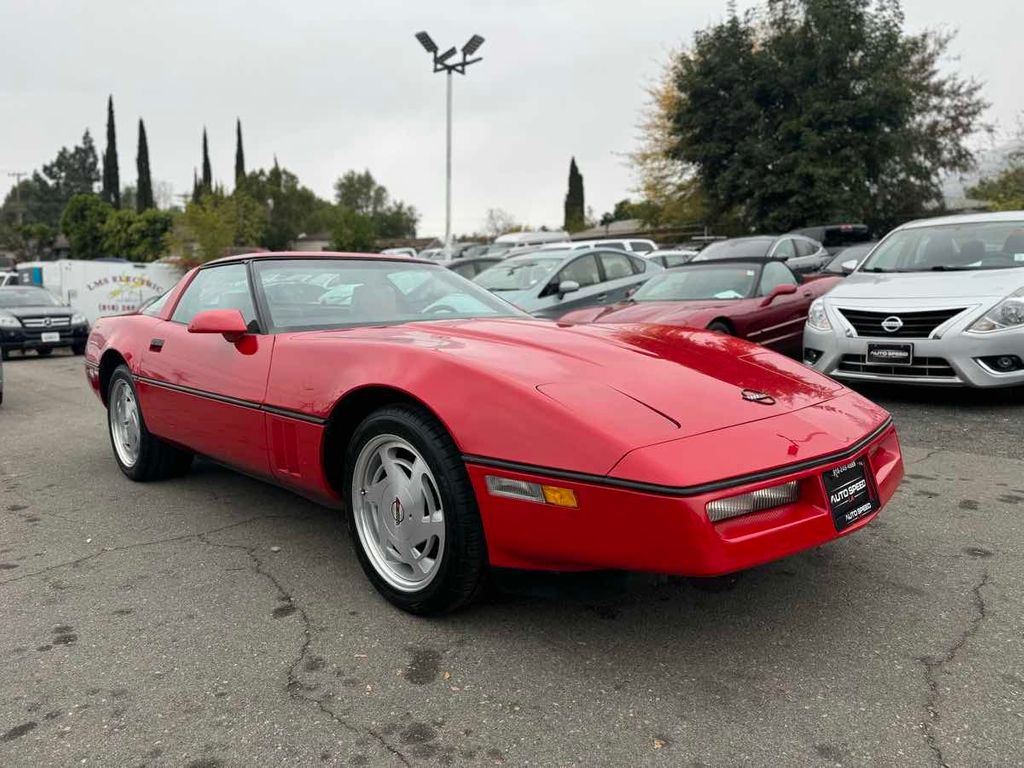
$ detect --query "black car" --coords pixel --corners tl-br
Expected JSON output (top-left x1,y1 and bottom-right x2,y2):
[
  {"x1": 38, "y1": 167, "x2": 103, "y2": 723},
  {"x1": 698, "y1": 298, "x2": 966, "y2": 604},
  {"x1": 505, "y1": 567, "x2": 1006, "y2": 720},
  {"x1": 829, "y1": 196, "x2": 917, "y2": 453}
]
[
  {"x1": 789, "y1": 223, "x2": 872, "y2": 255},
  {"x1": 0, "y1": 286, "x2": 90, "y2": 359}
]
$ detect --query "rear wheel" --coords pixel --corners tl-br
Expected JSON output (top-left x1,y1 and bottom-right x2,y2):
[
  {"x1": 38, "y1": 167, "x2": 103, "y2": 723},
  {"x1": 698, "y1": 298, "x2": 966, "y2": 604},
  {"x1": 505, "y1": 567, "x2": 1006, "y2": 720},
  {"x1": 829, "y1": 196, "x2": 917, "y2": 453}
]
[
  {"x1": 107, "y1": 365, "x2": 193, "y2": 481},
  {"x1": 344, "y1": 404, "x2": 486, "y2": 614}
]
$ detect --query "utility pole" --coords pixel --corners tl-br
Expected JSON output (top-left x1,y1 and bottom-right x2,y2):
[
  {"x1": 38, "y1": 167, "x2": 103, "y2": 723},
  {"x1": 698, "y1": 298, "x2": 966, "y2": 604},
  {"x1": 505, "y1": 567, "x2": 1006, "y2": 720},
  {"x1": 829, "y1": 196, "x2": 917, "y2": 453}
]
[
  {"x1": 7, "y1": 171, "x2": 27, "y2": 226},
  {"x1": 414, "y1": 32, "x2": 485, "y2": 257}
]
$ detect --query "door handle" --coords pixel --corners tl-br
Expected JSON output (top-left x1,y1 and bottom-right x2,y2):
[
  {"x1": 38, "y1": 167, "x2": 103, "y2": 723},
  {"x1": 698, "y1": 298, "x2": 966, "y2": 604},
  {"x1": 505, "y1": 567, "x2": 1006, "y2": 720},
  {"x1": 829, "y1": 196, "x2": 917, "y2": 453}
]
[
  {"x1": 596, "y1": 293, "x2": 608, "y2": 302},
  {"x1": 149, "y1": 338, "x2": 164, "y2": 352}
]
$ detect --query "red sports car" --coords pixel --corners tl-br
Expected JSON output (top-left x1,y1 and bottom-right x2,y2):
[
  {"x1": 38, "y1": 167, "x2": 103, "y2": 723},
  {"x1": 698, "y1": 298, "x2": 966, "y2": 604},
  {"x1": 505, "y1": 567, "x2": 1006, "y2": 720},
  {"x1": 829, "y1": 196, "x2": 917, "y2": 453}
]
[
  {"x1": 560, "y1": 258, "x2": 840, "y2": 357},
  {"x1": 85, "y1": 253, "x2": 903, "y2": 614}
]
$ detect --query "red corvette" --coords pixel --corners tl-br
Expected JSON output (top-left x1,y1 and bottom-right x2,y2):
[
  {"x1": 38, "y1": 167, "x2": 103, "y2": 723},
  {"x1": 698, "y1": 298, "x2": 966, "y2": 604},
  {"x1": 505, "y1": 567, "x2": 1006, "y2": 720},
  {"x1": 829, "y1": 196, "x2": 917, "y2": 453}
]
[
  {"x1": 86, "y1": 253, "x2": 903, "y2": 614},
  {"x1": 561, "y1": 258, "x2": 840, "y2": 357}
]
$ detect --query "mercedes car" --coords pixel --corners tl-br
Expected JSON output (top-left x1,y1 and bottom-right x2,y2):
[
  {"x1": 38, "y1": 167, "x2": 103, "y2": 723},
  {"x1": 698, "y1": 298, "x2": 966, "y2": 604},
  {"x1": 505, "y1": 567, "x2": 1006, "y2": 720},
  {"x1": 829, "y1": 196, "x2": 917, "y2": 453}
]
[
  {"x1": 0, "y1": 285, "x2": 90, "y2": 359},
  {"x1": 803, "y1": 212, "x2": 1024, "y2": 387}
]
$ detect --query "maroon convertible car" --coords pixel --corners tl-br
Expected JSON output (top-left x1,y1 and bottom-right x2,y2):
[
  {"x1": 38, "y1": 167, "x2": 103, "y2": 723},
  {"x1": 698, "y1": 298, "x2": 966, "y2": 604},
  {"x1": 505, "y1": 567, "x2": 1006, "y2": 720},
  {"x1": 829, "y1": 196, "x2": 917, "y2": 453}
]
[{"x1": 560, "y1": 258, "x2": 840, "y2": 356}]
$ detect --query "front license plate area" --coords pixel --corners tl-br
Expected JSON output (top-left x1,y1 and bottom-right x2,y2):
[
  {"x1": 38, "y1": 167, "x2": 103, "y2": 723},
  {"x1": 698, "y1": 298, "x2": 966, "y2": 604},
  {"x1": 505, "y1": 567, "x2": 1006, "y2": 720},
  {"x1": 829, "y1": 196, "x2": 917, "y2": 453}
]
[
  {"x1": 40, "y1": 332, "x2": 60, "y2": 343},
  {"x1": 823, "y1": 458, "x2": 878, "y2": 531},
  {"x1": 867, "y1": 342, "x2": 913, "y2": 365}
]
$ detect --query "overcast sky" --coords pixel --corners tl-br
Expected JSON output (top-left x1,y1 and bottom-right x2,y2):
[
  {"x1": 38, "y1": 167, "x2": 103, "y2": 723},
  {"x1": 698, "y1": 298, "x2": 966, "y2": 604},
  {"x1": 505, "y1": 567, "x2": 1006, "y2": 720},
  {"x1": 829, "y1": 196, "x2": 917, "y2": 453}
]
[{"x1": 1, "y1": 0, "x2": 1021, "y2": 238}]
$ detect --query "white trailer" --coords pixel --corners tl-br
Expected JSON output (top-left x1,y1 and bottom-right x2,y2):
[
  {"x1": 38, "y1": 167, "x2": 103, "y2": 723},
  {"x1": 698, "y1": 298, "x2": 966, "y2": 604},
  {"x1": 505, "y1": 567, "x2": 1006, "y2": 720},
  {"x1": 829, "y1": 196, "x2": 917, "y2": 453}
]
[{"x1": 15, "y1": 260, "x2": 183, "y2": 324}]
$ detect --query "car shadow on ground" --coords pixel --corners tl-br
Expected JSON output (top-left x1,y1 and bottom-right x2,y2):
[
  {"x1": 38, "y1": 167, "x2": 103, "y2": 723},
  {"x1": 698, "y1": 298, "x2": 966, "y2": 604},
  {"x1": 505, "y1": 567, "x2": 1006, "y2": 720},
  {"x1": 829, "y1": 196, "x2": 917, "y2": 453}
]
[{"x1": 848, "y1": 380, "x2": 1024, "y2": 407}]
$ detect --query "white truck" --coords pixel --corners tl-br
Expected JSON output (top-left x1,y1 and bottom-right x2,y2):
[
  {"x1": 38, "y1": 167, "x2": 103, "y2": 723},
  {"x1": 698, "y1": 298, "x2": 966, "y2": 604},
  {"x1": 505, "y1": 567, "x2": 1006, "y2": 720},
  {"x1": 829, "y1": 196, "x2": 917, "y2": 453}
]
[{"x1": 15, "y1": 259, "x2": 183, "y2": 324}]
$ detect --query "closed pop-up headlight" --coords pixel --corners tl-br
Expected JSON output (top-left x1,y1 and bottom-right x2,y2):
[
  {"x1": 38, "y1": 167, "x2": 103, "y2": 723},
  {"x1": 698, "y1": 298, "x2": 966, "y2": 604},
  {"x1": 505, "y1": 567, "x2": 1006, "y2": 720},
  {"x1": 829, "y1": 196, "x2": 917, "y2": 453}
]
[
  {"x1": 807, "y1": 299, "x2": 832, "y2": 331},
  {"x1": 968, "y1": 287, "x2": 1024, "y2": 333}
]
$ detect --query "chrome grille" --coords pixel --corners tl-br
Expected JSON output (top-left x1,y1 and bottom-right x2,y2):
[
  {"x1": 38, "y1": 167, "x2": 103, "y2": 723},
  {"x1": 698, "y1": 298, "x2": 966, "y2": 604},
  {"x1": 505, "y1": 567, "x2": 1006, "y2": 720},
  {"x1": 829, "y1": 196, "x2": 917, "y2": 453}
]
[
  {"x1": 21, "y1": 317, "x2": 70, "y2": 328},
  {"x1": 837, "y1": 354, "x2": 957, "y2": 379},
  {"x1": 836, "y1": 307, "x2": 966, "y2": 338}
]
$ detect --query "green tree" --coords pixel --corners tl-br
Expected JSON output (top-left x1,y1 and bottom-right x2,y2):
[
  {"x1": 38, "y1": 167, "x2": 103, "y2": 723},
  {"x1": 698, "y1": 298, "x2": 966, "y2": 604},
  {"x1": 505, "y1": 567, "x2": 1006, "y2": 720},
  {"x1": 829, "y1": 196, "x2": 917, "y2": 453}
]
[
  {"x1": 235, "y1": 118, "x2": 246, "y2": 186},
  {"x1": 237, "y1": 164, "x2": 329, "y2": 250},
  {"x1": 136, "y1": 119, "x2": 155, "y2": 212},
  {"x1": 968, "y1": 150, "x2": 1024, "y2": 211},
  {"x1": 101, "y1": 95, "x2": 121, "y2": 208},
  {"x1": 60, "y1": 194, "x2": 113, "y2": 259},
  {"x1": 201, "y1": 128, "x2": 213, "y2": 194},
  {"x1": 667, "y1": 0, "x2": 986, "y2": 233},
  {"x1": 171, "y1": 193, "x2": 236, "y2": 265},
  {"x1": 563, "y1": 157, "x2": 585, "y2": 232},
  {"x1": 327, "y1": 206, "x2": 376, "y2": 252},
  {"x1": 102, "y1": 208, "x2": 173, "y2": 262},
  {"x1": 333, "y1": 170, "x2": 418, "y2": 239}
]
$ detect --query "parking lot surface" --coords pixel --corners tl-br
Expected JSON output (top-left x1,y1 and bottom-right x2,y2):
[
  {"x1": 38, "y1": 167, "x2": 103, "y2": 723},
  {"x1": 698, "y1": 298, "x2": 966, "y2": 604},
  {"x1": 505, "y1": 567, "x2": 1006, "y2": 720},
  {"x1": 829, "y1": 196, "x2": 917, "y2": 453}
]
[{"x1": 1, "y1": 354, "x2": 1022, "y2": 767}]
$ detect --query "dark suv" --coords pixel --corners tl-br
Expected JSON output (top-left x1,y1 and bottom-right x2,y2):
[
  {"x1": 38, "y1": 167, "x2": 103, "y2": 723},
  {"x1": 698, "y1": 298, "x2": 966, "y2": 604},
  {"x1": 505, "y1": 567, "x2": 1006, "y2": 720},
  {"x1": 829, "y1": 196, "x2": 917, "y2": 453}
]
[{"x1": 0, "y1": 286, "x2": 90, "y2": 359}]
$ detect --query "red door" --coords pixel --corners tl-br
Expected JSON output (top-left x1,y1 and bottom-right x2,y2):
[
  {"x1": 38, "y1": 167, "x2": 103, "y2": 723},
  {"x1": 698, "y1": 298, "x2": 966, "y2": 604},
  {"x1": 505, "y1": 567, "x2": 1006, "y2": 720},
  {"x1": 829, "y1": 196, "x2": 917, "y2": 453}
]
[
  {"x1": 134, "y1": 263, "x2": 274, "y2": 477},
  {"x1": 748, "y1": 262, "x2": 809, "y2": 354}
]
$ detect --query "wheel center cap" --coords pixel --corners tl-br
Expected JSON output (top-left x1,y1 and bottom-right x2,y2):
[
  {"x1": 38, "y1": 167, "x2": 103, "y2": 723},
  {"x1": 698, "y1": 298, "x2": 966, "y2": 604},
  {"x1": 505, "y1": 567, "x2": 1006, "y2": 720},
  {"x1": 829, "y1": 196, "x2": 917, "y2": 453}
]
[{"x1": 391, "y1": 496, "x2": 405, "y2": 525}]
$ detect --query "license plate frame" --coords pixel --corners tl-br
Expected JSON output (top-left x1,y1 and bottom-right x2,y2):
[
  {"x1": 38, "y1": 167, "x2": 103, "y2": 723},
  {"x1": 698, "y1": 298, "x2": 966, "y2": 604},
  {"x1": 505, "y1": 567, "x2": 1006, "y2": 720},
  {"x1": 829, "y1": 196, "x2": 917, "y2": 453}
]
[
  {"x1": 40, "y1": 331, "x2": 61, "y2": 343},
  {"x1": 822, "y1": 458, "x2": 878, "y2": 531},
  {"x1": 866, "y1": 342, "x2": 913, "y2": 366}
]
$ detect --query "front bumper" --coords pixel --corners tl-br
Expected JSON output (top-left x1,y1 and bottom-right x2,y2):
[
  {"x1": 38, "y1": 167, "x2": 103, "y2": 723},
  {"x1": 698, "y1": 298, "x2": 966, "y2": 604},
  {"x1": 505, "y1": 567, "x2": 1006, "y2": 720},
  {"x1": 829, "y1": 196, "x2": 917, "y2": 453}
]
[
  {"x1": 467, "y1": 423, "x2": 903, "y2": 576},
  {"x1": 803, "y1": 309, "x2": 1024, "y2": 388},
  {"x1": 1, "y1": 325, "x2": 89, "y2": 353}
]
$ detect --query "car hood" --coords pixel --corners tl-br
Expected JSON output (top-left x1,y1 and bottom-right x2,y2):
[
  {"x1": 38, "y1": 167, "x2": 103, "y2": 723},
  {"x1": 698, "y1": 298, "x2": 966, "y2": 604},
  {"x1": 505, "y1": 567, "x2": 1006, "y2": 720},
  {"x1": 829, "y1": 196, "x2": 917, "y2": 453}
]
[
  {"x1": 833, "y1": 268, "x2": 1024, "y2": 301},
  {"x1": 0, "y1": 306, "x2": 74, "y2": 319},
  {"x1": 580, "y1": 299, "x2": 739, "y2": 323},
  {"x1": 318, "y1": 318, "x2": 844, "y2": 442}
]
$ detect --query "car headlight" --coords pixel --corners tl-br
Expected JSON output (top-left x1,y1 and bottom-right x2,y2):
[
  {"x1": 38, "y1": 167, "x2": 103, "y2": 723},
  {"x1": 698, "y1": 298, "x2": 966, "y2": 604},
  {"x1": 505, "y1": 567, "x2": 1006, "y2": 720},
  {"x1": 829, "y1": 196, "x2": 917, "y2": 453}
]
[
  {"x1": 71, "y1": 312, "x2": 88, "y2": 325},
  {"x1": 968, "y1": 287, "x2": 1024, "y2": 333},
  {"x1": 807, "y1": 299, "x2": 832, "y2": 331},
  {"x1": 0, "y1": 314, "x2": 20, "y2": 328}
]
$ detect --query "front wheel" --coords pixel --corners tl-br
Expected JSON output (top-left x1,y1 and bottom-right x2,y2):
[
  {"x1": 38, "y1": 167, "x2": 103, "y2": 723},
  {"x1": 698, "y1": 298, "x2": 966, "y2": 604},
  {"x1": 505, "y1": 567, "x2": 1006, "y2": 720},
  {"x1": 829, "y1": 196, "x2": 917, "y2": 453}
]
[
  {"x1": 72, "y1": 342, "x2": 86, "y2": 355},
  {"x1": 36, "y1": 347, "x2": 53, "y2": 357},
  {"x1": 706, "y1": 321, "x2": 733, "y2": 335},
  {"x1": 107, "y1": 365, "x2": 193, "y2": 481},
  {"x1": 344, "y1": 404, "x2": 487, "y2": 615}
]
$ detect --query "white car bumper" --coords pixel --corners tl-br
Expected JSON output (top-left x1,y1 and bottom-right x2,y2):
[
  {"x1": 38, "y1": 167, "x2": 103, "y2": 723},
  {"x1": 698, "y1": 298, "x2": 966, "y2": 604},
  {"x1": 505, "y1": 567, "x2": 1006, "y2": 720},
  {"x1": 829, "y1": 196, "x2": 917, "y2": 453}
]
[{"x1": 803, "y1": 305, "x2": 1024, "y2": 388}]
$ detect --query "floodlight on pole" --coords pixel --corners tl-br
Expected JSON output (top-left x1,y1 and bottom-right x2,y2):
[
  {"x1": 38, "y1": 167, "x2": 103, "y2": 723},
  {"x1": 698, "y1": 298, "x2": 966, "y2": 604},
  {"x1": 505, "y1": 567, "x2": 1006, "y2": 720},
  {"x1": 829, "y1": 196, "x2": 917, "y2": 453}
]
[
  {"x1": 413, "y1": 31, "x2": 486, "y2": 257},
  {"x1": 415, "y1": 31, "x2": 437, "y2": 54}
]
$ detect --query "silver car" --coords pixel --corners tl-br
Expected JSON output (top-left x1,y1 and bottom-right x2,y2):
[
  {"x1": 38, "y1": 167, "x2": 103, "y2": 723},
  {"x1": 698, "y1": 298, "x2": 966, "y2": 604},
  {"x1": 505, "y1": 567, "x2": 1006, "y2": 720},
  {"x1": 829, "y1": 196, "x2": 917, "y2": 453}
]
[
  {"x1": 803, "y1": 211, "x2": 1024, "y2": 387},
  {"x1": 474, "y1": 248, "x2": 663, "y2": 319}
]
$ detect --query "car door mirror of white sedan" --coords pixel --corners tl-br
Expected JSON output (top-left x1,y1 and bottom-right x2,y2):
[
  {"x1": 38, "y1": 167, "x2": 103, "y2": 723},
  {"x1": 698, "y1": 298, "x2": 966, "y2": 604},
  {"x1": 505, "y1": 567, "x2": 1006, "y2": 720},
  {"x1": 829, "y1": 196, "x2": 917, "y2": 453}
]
[
  {"x1": 558, "y1": 280, "x2": 581, "y2": 297},
  {"x1": 841, "y1": 259, "x2": 859, "y2": 274},
  {"x1": 187, "y1": 309, "x2": 249, "y2": 343}
]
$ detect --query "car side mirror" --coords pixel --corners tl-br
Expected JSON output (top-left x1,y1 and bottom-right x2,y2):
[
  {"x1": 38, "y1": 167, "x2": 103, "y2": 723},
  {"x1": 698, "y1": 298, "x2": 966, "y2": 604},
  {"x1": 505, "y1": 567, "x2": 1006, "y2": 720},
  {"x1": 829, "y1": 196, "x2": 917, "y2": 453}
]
[
  {"x1": 187, "y1": 309, "x2": 249, "y2": 343},
  {"x1": 558, "y1": 280, "x2": 581, "y2": 297},
  {"x1": 841, "y1": 259, "x2": 858, "y2": 274},
  {"x1": 760, "y1": 283, "x2": 798, "y2": 307},
  {"x1": 625, "y1": 286, "x2": 638, "y2": 299}
]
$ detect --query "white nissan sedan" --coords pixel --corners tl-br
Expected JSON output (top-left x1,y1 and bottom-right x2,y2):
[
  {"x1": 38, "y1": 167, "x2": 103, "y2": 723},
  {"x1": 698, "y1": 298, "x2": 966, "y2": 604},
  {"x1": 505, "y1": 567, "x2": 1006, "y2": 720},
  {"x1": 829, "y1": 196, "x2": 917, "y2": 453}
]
[{"x1": 802, "y1": 211, "x2": 1024, "y2": 388}]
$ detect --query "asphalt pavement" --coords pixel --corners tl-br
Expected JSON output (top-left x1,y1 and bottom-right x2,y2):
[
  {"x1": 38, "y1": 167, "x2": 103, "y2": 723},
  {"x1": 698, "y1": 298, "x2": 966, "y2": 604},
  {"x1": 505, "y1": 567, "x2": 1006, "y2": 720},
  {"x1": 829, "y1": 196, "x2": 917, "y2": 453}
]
[{"x1": 1, "y1": 353, "x2": 1022, "y2": 767}]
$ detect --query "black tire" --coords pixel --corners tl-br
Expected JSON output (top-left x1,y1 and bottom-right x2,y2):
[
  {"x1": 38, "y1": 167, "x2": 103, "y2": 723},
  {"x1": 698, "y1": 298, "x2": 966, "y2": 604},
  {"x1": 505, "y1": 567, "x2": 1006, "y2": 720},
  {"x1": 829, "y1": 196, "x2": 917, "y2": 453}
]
[
  {"x1": 72, "y1": 342, "x2": 86, "y2": 355},
  {"x1": 36, "y1": 347, "x2": 53, "y2": 357},
  {"x1": 1, "y1": 348, "x2": 9, "y2": 361},
  {"x1": 343, "y1": 404, "x2": 487, "y2": 615},
  {"x1": 706, "y1": 321, "x2": 733, "y2": 335},
  {"x1": 107, "y1": 365, "x2": 193, "y2": 481}
]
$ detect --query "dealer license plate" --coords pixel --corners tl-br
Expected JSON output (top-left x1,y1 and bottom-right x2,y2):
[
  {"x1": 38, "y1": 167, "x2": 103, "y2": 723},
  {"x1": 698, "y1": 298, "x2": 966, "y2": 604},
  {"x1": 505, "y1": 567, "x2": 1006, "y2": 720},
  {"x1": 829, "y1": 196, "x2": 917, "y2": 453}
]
[
  {"x1": 41, "y1": 332, "x2": 60, "y2": 343},
  {"x1": 866, "y1": 342, "x2": 912, "y2": 365},
  {"x1": 822, "y1": 458, "x2": 878, "y2": 531}
]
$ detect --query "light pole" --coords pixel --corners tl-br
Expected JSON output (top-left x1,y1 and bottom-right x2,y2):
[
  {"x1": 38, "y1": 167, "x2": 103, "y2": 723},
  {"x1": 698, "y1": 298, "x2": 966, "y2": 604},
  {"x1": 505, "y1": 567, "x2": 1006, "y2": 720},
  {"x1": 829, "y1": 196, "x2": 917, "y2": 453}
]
[{"x1": 414, "y1": 31, "x2": 485, "y2": 257}]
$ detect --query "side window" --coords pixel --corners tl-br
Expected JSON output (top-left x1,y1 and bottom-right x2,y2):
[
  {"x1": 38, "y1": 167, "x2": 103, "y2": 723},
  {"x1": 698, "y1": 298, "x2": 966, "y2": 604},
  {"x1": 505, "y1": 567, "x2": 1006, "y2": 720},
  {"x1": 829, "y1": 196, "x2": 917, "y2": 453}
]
[
  {"x1": 170, "y1": 264, "x2": 256, "y2": 327},
  {"x1": 759, "y1": 261, "x2": 798, "y2": 295},
  {"x1": 598, "y1": 251, "x2": 634, "y2": 281},
  {"x1": 771, "y1": 238, "x2": 797, "y2": 259},
  {"x1": 794, "y1": 238, "x2": 818, "y2": 257},
  {"x1": 630, "y1": 240, "x2": 654, "y2": 253},
  {"x1": 600, "y1": 242, "x2": 624, "y2": 251},
  {"x1": 628, "y1": 255, "x2": 647, "y2": 274},
  {"x1": 554, "y1": 254, "x2": 600, "y2": 288},
  {"x1": 141, "y1": 291, "x2": 171, "y2": 317}
]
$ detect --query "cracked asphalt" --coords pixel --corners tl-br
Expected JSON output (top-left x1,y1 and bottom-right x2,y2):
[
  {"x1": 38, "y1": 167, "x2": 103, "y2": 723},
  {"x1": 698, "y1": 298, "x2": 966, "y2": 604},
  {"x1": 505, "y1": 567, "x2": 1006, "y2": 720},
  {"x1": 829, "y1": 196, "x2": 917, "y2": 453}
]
[{"x1": 1, "y1": 353, "x2": 1022, "y2": 767}]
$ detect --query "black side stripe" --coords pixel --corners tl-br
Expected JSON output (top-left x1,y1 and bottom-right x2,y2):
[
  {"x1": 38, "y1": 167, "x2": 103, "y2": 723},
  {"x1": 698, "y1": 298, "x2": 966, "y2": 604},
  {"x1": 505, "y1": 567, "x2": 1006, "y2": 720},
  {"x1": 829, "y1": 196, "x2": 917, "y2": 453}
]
[
  {"x1": 462, "y1": 417, "x2": 893, "y2": 498},
  {"x1": 132, "y1": 375, "x2": 327, "y2": 425}
]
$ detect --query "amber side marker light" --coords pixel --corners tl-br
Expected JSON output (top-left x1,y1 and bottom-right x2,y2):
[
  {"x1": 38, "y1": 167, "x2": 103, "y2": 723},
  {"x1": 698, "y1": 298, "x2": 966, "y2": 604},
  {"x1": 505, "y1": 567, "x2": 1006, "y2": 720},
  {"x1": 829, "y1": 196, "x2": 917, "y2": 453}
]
[
  {"x1": 706, "y1": 480, "x2": 800, "y2": 523},
  {"x1": 485, "y1": 476, "x2": 578, "y2": 508}
]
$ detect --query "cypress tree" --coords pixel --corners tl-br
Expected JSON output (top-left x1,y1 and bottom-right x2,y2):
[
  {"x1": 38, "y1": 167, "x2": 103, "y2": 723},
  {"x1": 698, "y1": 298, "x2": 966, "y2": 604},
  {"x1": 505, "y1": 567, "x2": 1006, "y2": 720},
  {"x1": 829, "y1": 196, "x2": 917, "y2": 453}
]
[
  {"x1": 136, "y1": 119, "x2": 154, "y2": 212},
  {"x1": 192, "y1": 168, "x2": 201, "y2": 203},
  {"x1": 201, "y1": 128, "x2": 212, "y2": 193},
  {"x1": 102, "y1": 95, "x2": 121, "y2": 208},
  {"x1": 563, "y1": 157, "x2": 585, "y2": 231},
  {"x1": 234, "y1": 118, "x2": 246, "y2": 185}
]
